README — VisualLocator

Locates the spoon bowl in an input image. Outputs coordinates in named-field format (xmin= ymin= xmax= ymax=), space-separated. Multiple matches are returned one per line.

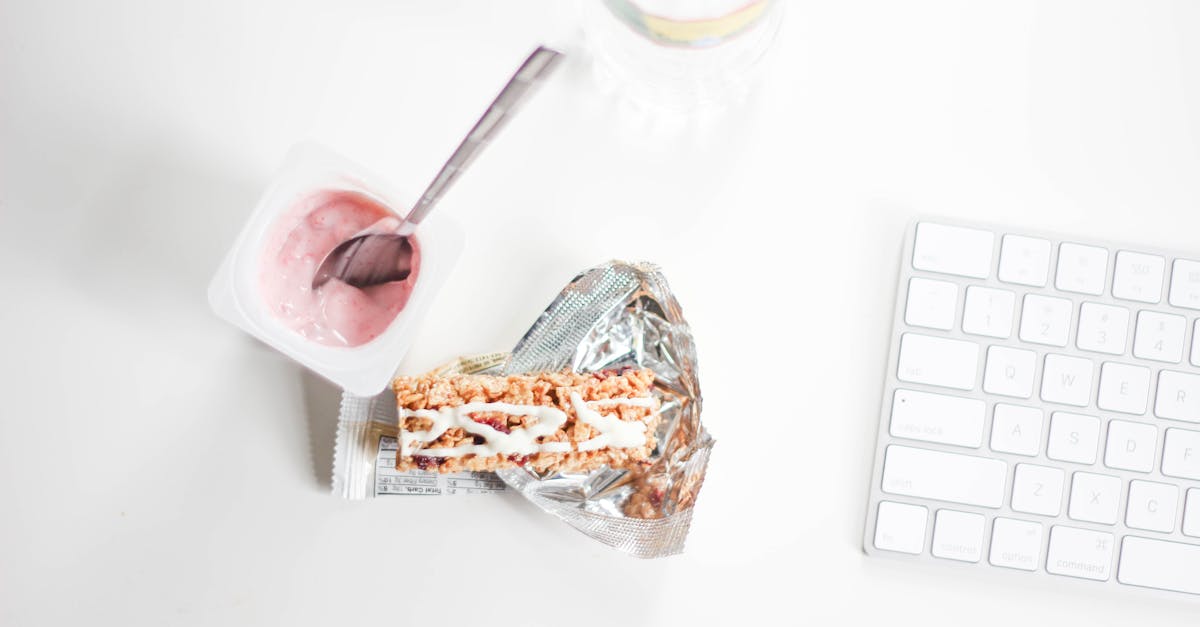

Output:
xmin=310 ymin=46 xmax=562 ymax=291
xmin=311 ymin=233 xmax=414 ymax=290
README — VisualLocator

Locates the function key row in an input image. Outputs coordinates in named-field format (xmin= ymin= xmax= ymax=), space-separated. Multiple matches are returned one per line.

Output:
xmin=912 ymin=222 xmax=1200 ymax=308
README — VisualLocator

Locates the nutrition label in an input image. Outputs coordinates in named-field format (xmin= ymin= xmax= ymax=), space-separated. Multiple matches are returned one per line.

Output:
xmin=374 ymin=437 xmax=506 ymax=496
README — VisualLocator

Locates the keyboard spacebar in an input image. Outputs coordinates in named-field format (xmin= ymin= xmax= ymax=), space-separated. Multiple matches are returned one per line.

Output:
xmin=881 ymin=445 xmax=1007 ymax=508
xmin=1118 ymin=536 xmax=1200 ymax=595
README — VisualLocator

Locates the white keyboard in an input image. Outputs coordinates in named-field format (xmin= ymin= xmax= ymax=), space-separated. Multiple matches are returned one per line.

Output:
xmin=864 ymin=220 xmax=1200 ymax=599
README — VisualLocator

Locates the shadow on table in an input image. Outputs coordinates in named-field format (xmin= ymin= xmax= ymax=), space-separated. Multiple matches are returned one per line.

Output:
xmin=846 ymin=202 xmax=911 ymax=550
xmin=300 ymin=368 xmax=342 ymax=489
xmin=21 ymin=141 xmax=266 ymax=318
xmin=3 ymin=124 xmax=350 ymax=486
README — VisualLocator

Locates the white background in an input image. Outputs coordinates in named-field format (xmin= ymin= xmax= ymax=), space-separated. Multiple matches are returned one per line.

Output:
xmin=2 ymin=0 xmax=1199 ymax=624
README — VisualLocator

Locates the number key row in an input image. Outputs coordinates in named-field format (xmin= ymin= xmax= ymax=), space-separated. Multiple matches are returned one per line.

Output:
xmin=905 ymin=279 xmax=1200 ymax=367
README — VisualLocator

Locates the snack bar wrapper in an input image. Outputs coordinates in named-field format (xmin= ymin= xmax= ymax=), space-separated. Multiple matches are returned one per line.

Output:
xmin=332 ymin=261 xmax=713 ymax=557
xmin=333 ymin=353 xmax=512 ymax=497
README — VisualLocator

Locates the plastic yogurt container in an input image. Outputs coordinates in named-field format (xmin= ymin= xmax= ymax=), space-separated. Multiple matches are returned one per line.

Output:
xmin=208 ymin=143 xmax=464 ymax=395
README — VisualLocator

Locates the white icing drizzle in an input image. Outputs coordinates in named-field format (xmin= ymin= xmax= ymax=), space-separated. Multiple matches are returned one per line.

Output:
xmin=570 ymin=393 xmax=653 ymax=452
xmin=398 ymin=394 xmax=657 ymax=458
xmin=587 ymin=397 xmax=658 ymax=408
xmin=399 ymin=401 xmax=565 ymax=457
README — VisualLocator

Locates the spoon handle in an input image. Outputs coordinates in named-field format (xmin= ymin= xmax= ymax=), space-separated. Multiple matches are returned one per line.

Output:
xmin=399 ymin=46 xmax=563 ymax=234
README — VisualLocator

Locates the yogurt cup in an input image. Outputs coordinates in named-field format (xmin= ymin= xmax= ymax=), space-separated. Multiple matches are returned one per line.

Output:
xmin=208 ymin=142 xmax=464 ymax=395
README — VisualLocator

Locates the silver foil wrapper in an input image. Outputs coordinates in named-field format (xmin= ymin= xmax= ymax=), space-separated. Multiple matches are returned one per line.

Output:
xmin=498 ymin=261 xmax=712 ymax=558
xmin=331 ymin=261 xmax=712 ymax=558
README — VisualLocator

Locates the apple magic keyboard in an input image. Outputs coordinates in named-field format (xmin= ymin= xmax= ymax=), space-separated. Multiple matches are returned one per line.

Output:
xmin=864 ymin=220 xmax=1200 ymax=599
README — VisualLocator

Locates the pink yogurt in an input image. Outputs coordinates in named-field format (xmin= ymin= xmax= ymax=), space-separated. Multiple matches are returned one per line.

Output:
xmin=258 ymin=189 xmax=420 ymax=347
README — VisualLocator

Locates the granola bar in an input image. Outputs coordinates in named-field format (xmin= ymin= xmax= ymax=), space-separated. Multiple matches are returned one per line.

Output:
xmin=393 ymin=368 xmax=659 ymax=474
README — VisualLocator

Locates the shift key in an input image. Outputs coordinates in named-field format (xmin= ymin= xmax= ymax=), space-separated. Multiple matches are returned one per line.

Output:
xmin=882 ymin=445 xmax=1007 ymax=508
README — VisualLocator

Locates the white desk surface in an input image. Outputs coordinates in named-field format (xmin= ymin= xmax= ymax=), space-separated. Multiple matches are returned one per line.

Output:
xmin=3 ymin=1 xmax=1199 ymax=624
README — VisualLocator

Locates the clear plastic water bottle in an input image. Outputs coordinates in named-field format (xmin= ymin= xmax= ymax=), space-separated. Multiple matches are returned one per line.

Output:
xmin=583 ymin=0 xmax=784 ymax=112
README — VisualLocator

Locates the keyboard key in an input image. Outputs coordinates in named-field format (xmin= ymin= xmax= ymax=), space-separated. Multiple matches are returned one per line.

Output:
xmin=1168 ymin=259 xmax=1200 ymax=310
xmin=1154 ymin=370 xmax=1200 ymax=423
xmin=1108 ymin=251 xmax=1166 ymax=305
xmin=1126 ymin=480 xmax=1178 ymax=533
xmin=961 ymin=286 xmax=1015 ymax=338
xmin=1104 ymin=420 xmax=1157 ymax=472
xmin=873 ymin=501 xmax=928 ymax=554
xmin=1096 ymin=362 xmax=1150 ymax=415
xmin=1193 ymin=320 xmax=1200 ymax=367
xmin=990 ymin=404 xmax=1043 ymax=456
xmin=1184 ymin=489 xmax=1200 ymax=537
xmin=897 ymin=333 xmax=979 ymax=391
xmin=1019 ymin=294 xmax=1073 ymax=347
xmin=989 ymin=517 xmax=1043 ymax=571
xmin=998 ymin=234 xmax=1050 ymax=287
xmin=931 ymin=509 xmax=985 ymax=562
xmin=1161 ymin=428 xmax=1200 ymax=480
xmin=1118 ymin=536 xmax=1200 ymax=595
xmin=1068 ymin=472 xmax=1122 ymax=525
xmin=1047 ymin=412 xmax=1100 ymax=464
xmin=881 ymin=445 xmax=1007 ymax=508
xmin=1132 ymin=310 xmax=1185 ymax=363
xmin=1076 ymin=302 xmax=1128 ymax=355
xmin=913 ymin=223 xmax=994 ymax=279
xmin=983 ymin=345 xmax=1036 ymax=398
xmin=889 ymin=389 xmax=985 ymax=448
xmin=1041 ymin=355 xmax=1094 ymax=407
xmin=1112 ymin=251 xmax=1165 ymax=303
xmin=1046 ymin=525 xmax=1114 ymax=581
xmin=1056 ymin=242 xmax=1109 ymax=295
xmin=874 ymin=222 xmax=1200 ymax=598
xmin=1011 ymin=464 xmax=1065 ymax=516
xmin=905 ymin=277 xmax=958 ymax=330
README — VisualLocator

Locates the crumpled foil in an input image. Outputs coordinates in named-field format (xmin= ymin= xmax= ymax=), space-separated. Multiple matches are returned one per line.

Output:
xmin=331 ymin=260 xmax=712 ymax=558
xmin=497 ymin=260 xmax=713 ymax=558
